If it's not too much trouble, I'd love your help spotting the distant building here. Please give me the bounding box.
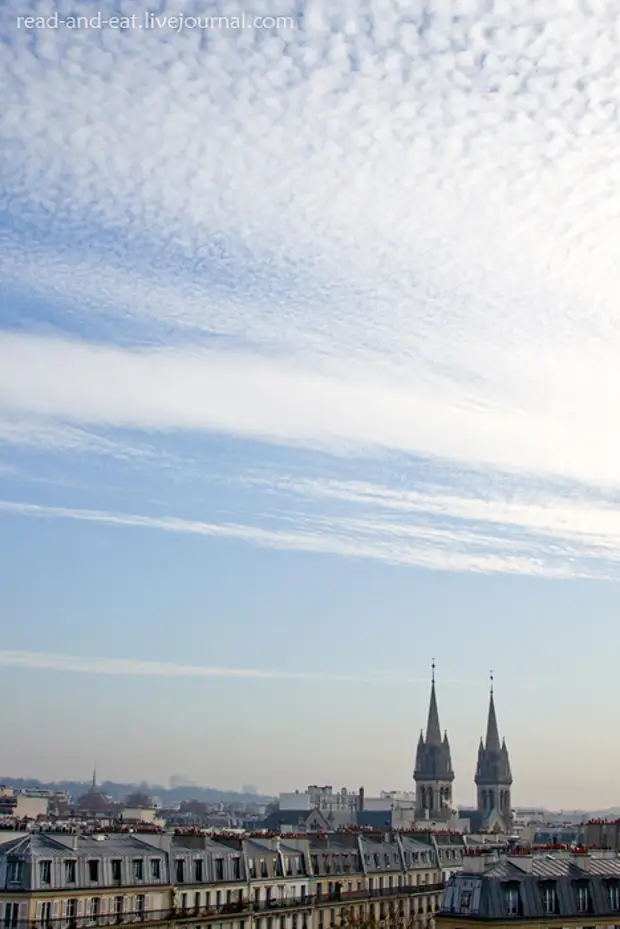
[584,820,620,849]
[0,787,48,820]
[414,665,455,822]
[472,678,513,832]
[169,775,195,789]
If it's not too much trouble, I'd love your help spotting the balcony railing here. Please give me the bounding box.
[11,885,445,929]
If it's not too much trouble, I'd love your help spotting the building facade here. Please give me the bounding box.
[0,829,456,929]
[437,850,620,929]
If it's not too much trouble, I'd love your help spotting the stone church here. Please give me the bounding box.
[413,665,513,833]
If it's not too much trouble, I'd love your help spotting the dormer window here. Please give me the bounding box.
[7,860,23,884]
[608,880,620,911]
[502,882,521,916]
[575,881,591,913]
[540,882,558,915]
[374,854,380,868]
[460,891,471,910]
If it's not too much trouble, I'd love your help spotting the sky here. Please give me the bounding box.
[2,0,620,811]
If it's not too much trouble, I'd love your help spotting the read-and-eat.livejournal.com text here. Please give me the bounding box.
[16,12,297,31]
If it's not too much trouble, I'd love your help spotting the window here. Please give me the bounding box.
[204,892,210,909]
[176,859,185,883]
[541,883,557,914]
[135,895,145,919]
[4,904,19,929]
[89,898,100,922]
[374,854,380,868]
[133,859,144,881]
[65,899,77,926]
[64,860,76,884]
[459,891,471,909]
[311,856,319,873]
[40,861,52,885]
[181,893,188,912]
[233,857,241,880]
[194,859,203,882]
[113,897,123,923]
[150,858,161,880]
[260,859,268,878]
[609,882,620,911]
[88,860,100,882]
[194,892,200,914]
[275,857,283,877]
[111,860,122,882]
[248,859,256,877]
[503,884,521,916]
[215,859,224,881]
[39,902,52,927]
[7,860,23,884]
[285,857,292,876]
[297,857,305,875]
[576,882,591,913]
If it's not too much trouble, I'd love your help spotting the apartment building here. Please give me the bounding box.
[437,849,620,929]
[0,829,455,929]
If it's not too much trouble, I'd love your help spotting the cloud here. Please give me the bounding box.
[1,330,620,493]
[0,648,458,685]
[0,496,612,579]
[2,0,620,577]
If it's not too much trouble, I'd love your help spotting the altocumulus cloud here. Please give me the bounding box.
[1,0,620,577]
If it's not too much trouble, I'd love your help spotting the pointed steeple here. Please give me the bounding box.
[485,672,501,752]
[425,660,442,745]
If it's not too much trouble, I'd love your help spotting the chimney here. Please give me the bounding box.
[358,788,364,812]
[72,832,78,851]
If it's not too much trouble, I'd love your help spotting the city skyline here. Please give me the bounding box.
[3,0,620,812]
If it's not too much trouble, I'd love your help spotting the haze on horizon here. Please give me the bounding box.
[1,0,620,813]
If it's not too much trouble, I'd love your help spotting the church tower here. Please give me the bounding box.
[414,662,454,821]
[475,673,513,831]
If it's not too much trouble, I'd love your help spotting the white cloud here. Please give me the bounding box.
[3,0,620,576]
[0,496,610,579]
[0,648,456,685]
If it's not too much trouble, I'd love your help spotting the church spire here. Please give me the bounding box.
[425,659,442,745]
[485,671,501,752]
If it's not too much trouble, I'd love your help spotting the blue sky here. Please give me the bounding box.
[2,0,620,809]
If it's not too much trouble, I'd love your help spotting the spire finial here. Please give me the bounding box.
[431,659,435,685]
[490,670,494,695]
